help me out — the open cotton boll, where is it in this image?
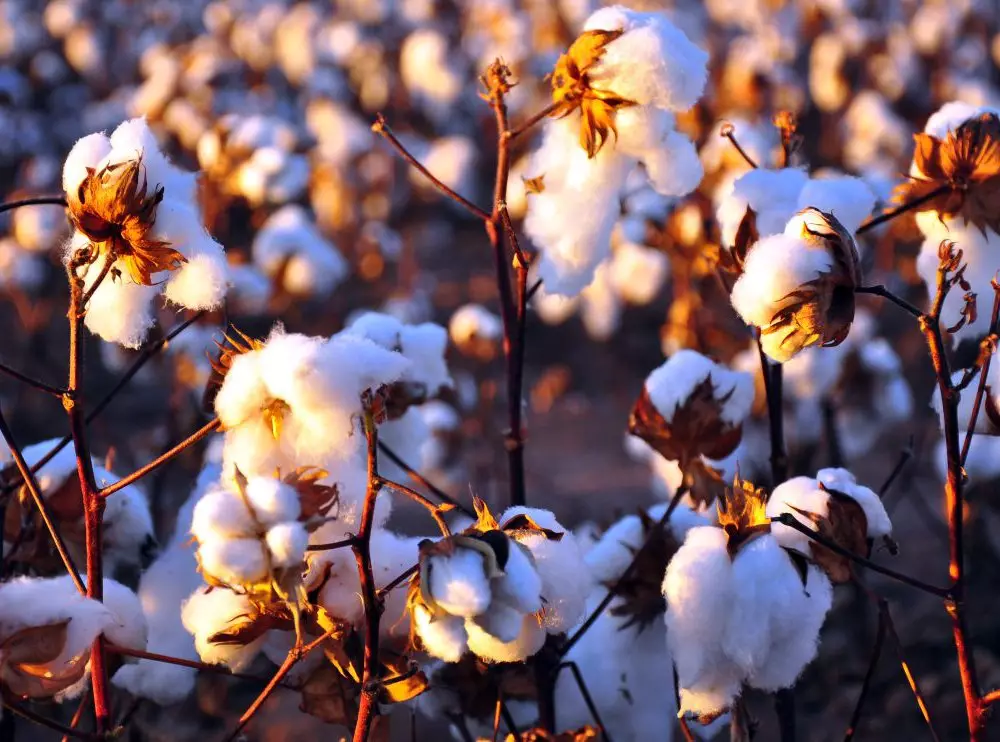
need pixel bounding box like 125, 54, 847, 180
717, 168, 809, 246
100, 482, 155, 569
164, 250, 228, 310
344, 312, 452, 393
197, 537, 268, 585
730, 232, 833, 329
646, 349, 755, 426
62, 132, 113, 194
100, 579, 148, 651
414, 605, 468, 662
449, 304, 502, 347
428, 547, 493, 618
664, 526, 741, 716
815, 468, 892, 538
265, 522, 309, 567
583, 6, 709, 112
796, 176, 875, 234
399, 28, 463, 122
469, 601, 525, 643
466, 612, 546, 663
181, 587, 263, 671
500, 506, 587, 633
83, 264, 160, 348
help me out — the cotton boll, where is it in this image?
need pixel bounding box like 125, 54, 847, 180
646, 349, 755, 426
101, 579, 148, 651
609, 240, 668, 305
265, 522, 308, 567
252, 205, 348, 300
345, 312, 452, 393
244, 477, 301, 526
428, 548, 492, 618
181, 587, 263, 671
414, 605, 468, 662
100, 482, 155, 569
469, 601, 525, 644
197, 538, 268, 585
796, 176, 875, 234
466, 612, 546, 663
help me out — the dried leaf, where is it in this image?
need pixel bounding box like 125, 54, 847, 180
522, 175, 546, 195
608, 510, 678, 630
299, 662, 358, 726
1, 621, 70, 666
717, 477, 770, 557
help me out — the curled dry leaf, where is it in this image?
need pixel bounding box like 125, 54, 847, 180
283, 467, 340, 522
716, 477, 770, 558
67, 159, 186, 285
550, 29, 634, 158
894, 112, 1000, 236
762, 208, 860, 361
717, 206, 759, 276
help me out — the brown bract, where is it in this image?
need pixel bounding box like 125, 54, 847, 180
896, 112, 1000, 235
550, 29, 634, 158
67, 159, 186, 285
0, 621, 89, 698
762, 208, 860, 361
628, 380, 744, 469
717, 477, 770, 558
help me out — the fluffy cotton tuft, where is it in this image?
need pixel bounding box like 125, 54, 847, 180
62, 118, 227, 347
252, 205, 348, 300
645, 349, 755, 426
181, 587, 263, 671
345, 312, 452, 393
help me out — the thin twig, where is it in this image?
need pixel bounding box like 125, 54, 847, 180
1, 695, 93, 740
720, 123, 759, 169
856, 184, 950, 235
843, 602, 887, 741
855, 285, 924, 319
881, 601, 943, 742
98, 418, 221, 498
961, 280, 1000, 464
879, 439, 915, 498
372, 115, 491, 221
0, 361, 67, 396
0, 196, 67, 214
104, 644, 292, 686
306, 537, 356, 552
771, 514, 950, 597
508, 101, 560, 140
0, 405, 85, 592
377, 440, 473, 516
377, 564, 418, 599
559, 661, 614, 742
62, 689, 92, 742
377, 476, 452, 536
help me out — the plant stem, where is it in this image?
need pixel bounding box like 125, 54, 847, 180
855, 184, 949, 235
843, 606, 887, 742
63, 259, 111, 734
352, 410, 385, 742
0, 361, 67, 396
508, 101, 560, 140
0, 196, 67, 214
377, 440, 473, 516
377, 476, 452, 536
960, 282, 1000, 463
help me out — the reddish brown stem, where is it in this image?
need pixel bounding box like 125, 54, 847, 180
856, 184, 950, 235
0, 195, 67, 214
377, 476, 452, 536
508, 101, 560, 140
352, 410, 385, 742
64, 258, 112, 734
104, 643, 291, 686
98, 417, 221, 497
961, 282, 1000, 464
377, 440, 473, 517
372, 115, 491, 221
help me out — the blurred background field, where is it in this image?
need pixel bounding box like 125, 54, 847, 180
3, 0, 1000, 739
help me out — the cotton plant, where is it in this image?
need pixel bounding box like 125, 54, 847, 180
523, 5, 708, 296
251, 204, 348, 301
2, 439, 155, 575
449, 303, 503, 362
665, 468, 891, 720
0, 575, 146, 700
410, 500, 586, 664
62, 117, 228, 348
903, 102, 1000, 337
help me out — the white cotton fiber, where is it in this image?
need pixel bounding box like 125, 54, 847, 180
427, 548, 493, 618
796, 176, 875, 234
717, 168, 809, 247
414, 605, 468, 662
815, 468, 892, 538
730, 233, 833, 328
265, 522, 309, 567
346, 312, 452, 393
245, 477, 301, 526
197, 537, 268, 585
466, 612, 546, 663
492, 542, 543, 615
765, 476, 829, 555
181, 587, 263, 671
190, 488, 255, 543
645, 349, 755, 426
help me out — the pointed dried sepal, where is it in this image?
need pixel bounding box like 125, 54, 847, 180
717, 477, 770, 557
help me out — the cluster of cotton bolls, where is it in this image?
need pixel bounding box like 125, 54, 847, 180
413, 506, 587, 665
62, 117, 228, 348
0, 575, 146, 700
665, 468, 892, 719
523, 6, 708, 297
